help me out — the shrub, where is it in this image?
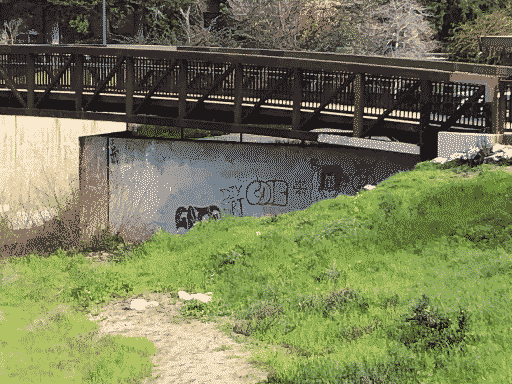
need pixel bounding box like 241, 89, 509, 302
392, 294, 472, 360
446, 9, 512, 65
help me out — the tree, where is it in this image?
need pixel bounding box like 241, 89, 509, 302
345, 0, 440, 59
0, 0, 54, 44
417, 0, 512, 50
45, 0, 198, 45
446, 8, 512, 65
170, 0, 439, 60
1, 18, 23, 44
170, 0, 375, 51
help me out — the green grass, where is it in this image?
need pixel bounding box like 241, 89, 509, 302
1, 130, 512, 383
133, 123, 322, 146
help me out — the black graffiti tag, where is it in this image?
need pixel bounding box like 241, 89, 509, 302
219, 179, 289, 217
246, 180, 288, 206
175, 205, 222, 230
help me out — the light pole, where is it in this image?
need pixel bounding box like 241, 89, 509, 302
103, 0, 106, 45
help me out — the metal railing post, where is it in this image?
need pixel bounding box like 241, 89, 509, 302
74, 54, 84, 112
26, 53, 35, 114
125, 55, 134, 121
234, 62, 243, 142
292, 67, 303, 144
353, 73, 365, 138
419, 79, 436, 161
178, 59, 188, 139
494, 80, 506, 144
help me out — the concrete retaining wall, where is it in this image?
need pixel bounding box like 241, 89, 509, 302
78, 131, 423, 244
0, 115, 128, 217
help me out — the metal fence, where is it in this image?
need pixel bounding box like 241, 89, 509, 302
0, 51, 497, 130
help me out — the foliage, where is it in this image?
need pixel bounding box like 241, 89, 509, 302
418, 0, 512, 45
44, 0, 197, 44
341, 0, 440, 59
446, 8, 512, 65
169, 0, 441, 59
1, 18, 23, 44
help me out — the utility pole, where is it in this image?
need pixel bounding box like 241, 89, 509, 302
103, 0, 106, 45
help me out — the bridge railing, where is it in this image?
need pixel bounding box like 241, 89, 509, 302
0, 44, 510, 160
0, 46, 498, 127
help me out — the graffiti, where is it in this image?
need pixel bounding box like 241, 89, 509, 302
219, 179, 290, 217
173, 173, 345, 232
219, 184, 244, 217
109, 142, 120, 165
321, 172, 337, 191
175, 178, 311, 229
175, 205, 222, 230
246, 180, 289, 206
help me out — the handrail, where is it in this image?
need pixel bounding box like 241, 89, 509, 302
0, 44, 507, 161
174, 45, 512, 78
0, 44, 501, 83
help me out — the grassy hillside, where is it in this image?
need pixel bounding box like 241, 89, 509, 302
1, 138, 512, 382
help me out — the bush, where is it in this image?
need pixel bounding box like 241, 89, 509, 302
392, 293, 472, 360
446, 9, 512, 65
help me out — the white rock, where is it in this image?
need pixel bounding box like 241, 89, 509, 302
127, 291, 214, 311
130, 299, 159, 311
178, 290, 213, 303
431, 143, 512, 167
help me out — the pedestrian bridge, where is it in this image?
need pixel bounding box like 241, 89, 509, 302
1, 44, 512, 162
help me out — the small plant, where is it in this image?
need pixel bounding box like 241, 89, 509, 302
232, 299, 286, 336
380, 293, 400, 310
393, 294, 472, 358
312, 261, 345, 285
320, 287, 369, 318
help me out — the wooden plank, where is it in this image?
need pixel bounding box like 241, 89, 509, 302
353, 73, 364, 138
178, 59, 188, 137
292, 67, 302, 131
177, 45, 512, 78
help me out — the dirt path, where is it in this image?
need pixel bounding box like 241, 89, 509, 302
80, 290, 277, 384
56, 248, 281, 384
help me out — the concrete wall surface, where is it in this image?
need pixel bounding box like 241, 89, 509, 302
0, 115, 127, 221
79, 132, 423, 245
437, 131, 512, 158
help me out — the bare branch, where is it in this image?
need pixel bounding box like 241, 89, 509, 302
349, 0, 440, 59
2, 18, 24, 45
170, 0, 439, 59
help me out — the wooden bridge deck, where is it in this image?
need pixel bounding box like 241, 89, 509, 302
2, 45, 512, 160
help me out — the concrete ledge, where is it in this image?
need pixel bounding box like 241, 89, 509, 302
311, 128, 420, 155
438, 132, 512, 158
